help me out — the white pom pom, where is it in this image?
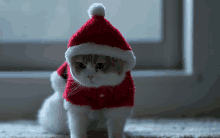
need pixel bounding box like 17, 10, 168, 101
87, 3, 106, 18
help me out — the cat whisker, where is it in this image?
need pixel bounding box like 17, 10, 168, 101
68, 83, 83, 97
68, 87, 82, 97
70, 84, 80, 91
107, 86, 114, 93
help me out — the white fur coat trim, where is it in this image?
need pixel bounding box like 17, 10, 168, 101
65, 42, 136, 72
50, 71, 66, 96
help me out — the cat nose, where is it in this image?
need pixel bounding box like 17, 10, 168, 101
88, 75, 94, 80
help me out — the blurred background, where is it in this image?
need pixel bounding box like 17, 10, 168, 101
0, 0, 220, 121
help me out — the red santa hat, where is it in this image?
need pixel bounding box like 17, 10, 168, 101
65, 3, 136, 72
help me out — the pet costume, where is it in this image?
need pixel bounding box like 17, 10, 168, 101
55, 3, 136, 110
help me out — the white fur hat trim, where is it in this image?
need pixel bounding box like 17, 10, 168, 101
65, 42, 136, 72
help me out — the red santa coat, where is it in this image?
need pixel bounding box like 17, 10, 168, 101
57, 62, 135, 110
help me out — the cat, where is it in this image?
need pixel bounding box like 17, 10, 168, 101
37, 54, 133, 138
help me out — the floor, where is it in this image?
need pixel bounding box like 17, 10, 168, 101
0, 117, 220, 138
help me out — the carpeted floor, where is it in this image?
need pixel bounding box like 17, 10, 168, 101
0, 117, 220, 138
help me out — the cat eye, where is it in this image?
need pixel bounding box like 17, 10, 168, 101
96, 63, 106, 69
75, 62, 86, 69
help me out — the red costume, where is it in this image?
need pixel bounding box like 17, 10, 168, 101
55, 3, 136, 110
57, 62, 135, 110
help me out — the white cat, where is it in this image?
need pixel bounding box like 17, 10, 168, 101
37, 54, 134, 138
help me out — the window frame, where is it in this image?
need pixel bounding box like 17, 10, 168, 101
130, 0, 183, 70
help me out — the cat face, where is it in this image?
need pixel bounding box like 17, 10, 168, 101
69, 54, 126, 88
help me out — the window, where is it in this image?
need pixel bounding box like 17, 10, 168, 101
0, 0, 182, 71
0, 0, 162, 42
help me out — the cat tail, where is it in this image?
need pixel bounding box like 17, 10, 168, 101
37, 70, 69, 134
